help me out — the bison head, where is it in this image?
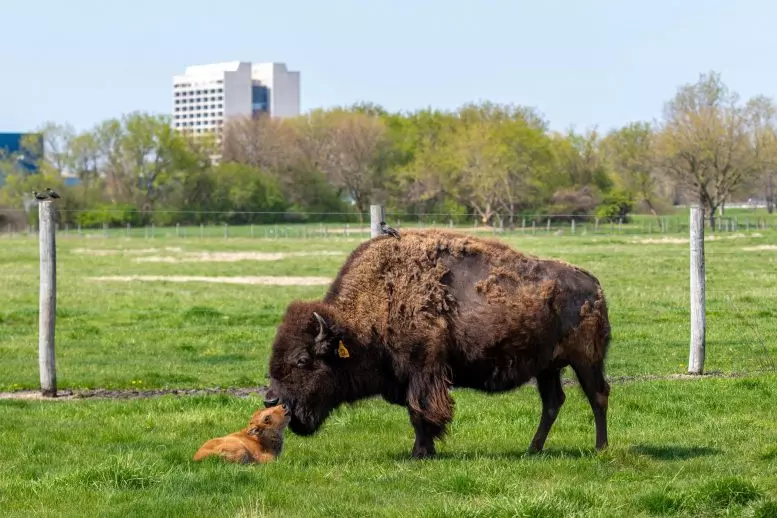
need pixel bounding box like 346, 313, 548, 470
264, 301, 351, 436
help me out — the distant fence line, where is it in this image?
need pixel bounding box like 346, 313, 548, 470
2, 210, 775, 239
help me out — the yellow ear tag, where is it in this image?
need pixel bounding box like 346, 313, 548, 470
337, 340, 350, 358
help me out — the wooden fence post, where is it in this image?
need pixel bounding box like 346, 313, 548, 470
370, 204, 385, 238
689, 205, 706, 374
38, 200, 57, 396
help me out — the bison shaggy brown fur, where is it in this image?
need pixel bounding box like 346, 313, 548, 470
264, 229, 612, 459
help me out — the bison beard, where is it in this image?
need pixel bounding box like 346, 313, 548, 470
265, 229, 612, 459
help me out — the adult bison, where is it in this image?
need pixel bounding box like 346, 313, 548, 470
264, 229, 611, 459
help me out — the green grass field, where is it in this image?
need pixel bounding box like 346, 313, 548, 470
1, 224, 776, 517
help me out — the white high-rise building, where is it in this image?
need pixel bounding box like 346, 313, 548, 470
172, 61, 300, 136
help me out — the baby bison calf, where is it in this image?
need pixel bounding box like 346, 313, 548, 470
193, 404, 291, 464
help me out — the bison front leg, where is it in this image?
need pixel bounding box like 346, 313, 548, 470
406, 369, 454, 459
408, 410, 445, 459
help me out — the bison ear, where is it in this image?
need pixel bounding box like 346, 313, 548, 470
312, 312, 334, 356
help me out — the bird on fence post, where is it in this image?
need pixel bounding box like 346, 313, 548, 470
45, 188, 61, 199
33, 190, 50, 201
380, 221, 400, 239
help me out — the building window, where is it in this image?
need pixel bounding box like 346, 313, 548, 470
251, 85, 270, 115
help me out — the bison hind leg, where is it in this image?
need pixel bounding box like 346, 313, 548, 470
570, 360, 610, 451
528, 367, 566, 454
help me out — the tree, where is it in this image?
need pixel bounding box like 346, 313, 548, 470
38, 122, 75, 174
492, 114, 555, 226
89, 112, 209, 212
67, 131, 101, 203
657, 71, 751, 227
745, 95, 777, 213
386, 108, 457, 216
296, 108, 390, 219
603, 122, 665, 218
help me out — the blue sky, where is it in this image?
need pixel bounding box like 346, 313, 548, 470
1, 0, 774, 134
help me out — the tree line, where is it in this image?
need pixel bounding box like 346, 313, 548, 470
1, 70, 775, 229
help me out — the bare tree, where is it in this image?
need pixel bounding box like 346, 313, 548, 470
38, 122, 75, 175
657, 71, 751, 228
745, 95, 777, 213
296, 109, 389, 219
222, 114, 297, 172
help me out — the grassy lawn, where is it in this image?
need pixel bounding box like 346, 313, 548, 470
1, 376, 776, 517
1, 223, 776, 516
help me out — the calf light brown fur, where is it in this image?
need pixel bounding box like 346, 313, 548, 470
193, 405, 290, 464
266, 229, 612, 459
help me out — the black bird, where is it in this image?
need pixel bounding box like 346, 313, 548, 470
379, 221, 400, 239
33, 190, 49, 201
45, 187, 61, 199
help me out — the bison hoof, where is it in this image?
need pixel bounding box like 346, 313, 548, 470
412, 445, 436, 459
527, 444, 544, 455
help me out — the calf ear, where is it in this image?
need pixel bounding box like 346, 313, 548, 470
312, 312, 335, 356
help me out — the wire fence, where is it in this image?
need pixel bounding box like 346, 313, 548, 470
1, 206, 775, 394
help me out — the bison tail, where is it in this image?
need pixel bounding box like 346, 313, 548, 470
561, 288, 611, 365
585, 289, 611, 363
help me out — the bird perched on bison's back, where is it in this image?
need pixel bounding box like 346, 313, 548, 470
379, 221, 400, 239
264, 228, 613, 460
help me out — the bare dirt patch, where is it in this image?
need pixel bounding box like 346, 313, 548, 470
741, 244, 777, 251
635, 237, 688, 245
636, 232, 764, 245
71, 247, 183, 256
88, 275, 332, 286
133, 251, 344, 263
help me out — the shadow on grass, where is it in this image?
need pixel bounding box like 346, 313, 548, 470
386, 444, 722, 463
630, 444, 721, 460
387, 446, 600, 462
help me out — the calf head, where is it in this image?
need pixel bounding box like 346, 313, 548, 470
264, 301, 352, 436
247, 404, 291, 437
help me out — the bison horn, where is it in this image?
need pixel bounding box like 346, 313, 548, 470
313, 311, 328, 341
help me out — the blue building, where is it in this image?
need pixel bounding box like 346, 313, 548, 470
0, 132, 43, 175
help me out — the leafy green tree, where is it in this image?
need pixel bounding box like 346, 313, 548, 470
602, 122, 666, 218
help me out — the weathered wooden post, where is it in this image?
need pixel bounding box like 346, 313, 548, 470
689, 205, 706, 375
38, 200, 57, 396
370, 204, 385, 238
